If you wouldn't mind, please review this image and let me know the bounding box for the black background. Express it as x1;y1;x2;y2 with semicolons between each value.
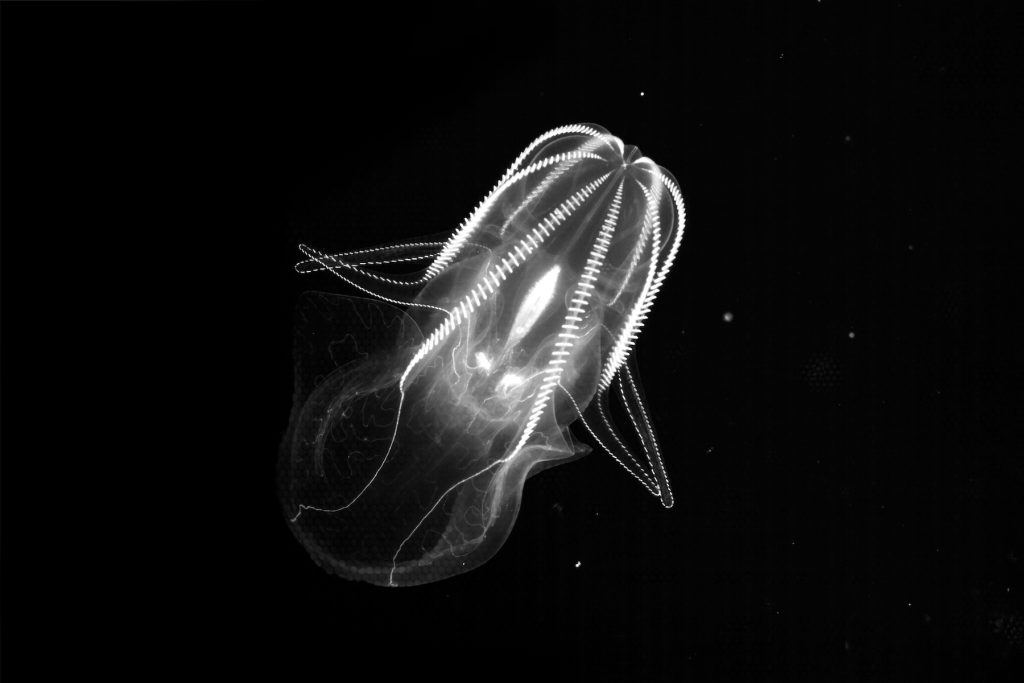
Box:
3;2;1022;680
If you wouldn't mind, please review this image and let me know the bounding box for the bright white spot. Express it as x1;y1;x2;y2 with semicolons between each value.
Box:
574;561;581;568
907;602;912;607
723;311;734;323
779;52;784;59
509;265;560;342
498;372;522;391
640;91;645;97
475;351;492;371
848;331;856;339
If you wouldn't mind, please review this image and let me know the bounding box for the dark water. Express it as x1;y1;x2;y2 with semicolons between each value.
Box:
4;2;1021;680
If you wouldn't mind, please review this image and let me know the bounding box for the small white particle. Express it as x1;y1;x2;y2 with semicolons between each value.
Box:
723;312;734;323
848;331;856;339
575;561;582;568
908;244;914;251
908;602;912;607
640;91;645;97
844;135;852;143
779;52;784;59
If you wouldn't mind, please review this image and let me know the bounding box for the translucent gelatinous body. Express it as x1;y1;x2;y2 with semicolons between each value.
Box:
279;124;686;586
